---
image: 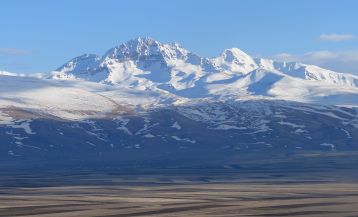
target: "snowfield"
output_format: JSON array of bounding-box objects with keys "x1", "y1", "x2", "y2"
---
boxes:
[{"x1": 1, "y1": 37, "x2": 357, "y2": 123}]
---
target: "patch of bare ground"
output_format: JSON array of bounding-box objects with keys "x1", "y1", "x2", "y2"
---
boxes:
[{"x1": 1, "y1": 106, "x2": 43, "y2": 120}]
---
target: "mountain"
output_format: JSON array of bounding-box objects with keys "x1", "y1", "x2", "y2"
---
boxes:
[
  {"x1": 1, "y1": 37, "x2": 358, "y2": 170},
  {"x1": 0, "y1": 71, "x2": 19, "y2": 76},
  {"x1": 53, "y1": 37, "x2": 358, "y2": 105}
]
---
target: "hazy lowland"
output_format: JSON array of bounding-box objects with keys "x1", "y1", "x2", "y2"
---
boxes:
[{"x1": 1, "y1": 151, "x2": 358, "y2": 217}]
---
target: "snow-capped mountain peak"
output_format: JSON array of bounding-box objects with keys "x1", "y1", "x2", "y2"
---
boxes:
[
  {"x1": 103, "y1": 37, "x2": 189, "y2": 63},
  {"x1": 221, "y1": 48, "x2": 254, "y2": 64},
  {"x1": 211, "y1": 48, "x2": 258, "y2": 73},
  {"x1": 53, "y1": 54, "x2": 103, "y2": 81},
  {"x1": 47, "y1": 37, "x2": 358, "y2": 105},
  {"x1": 2, "y1": 38, "x2": 358, "y2": 167},
  {"x1": 56, "y1": 54, "x2": 100, "y2": 73}
]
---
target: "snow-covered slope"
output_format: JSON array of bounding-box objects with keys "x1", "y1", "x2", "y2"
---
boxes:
[
  {"x1": 0, "y1": 37, "x2": 357, "y2": 124},
  {"x1": 0, "y1": 75, "x2": 118, "y2": 120},
  {"x1": 0, "y1": 71, "x2": 19, "y2": 76},
  {"x1": 0, "y1": 37, "x2": 357, "y2": 123},
  {"x1": 256, "y1": 59, "x2": 358, "y2": 87},
  {"x1": 52, "y1": 37, "x2": 358, "y2": 107},
  {"x1": 1, "y1": 38, "x2": 358, "y2": 167}
]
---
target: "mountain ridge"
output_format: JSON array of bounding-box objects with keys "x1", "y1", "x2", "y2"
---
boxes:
[
  {"x1": 0, "y1": 38, "x2": 358, "y2": 166},
  {"x1": 1, "y1": 37, "x2": 358, "y2": 122},
  {"x1": 52, "y1": 37, "x2": 358, "y2": 95}
]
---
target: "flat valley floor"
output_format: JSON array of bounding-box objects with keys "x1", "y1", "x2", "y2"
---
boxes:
[{"x1": 1, "y1": 170, "x2": 358, "y2": 217}]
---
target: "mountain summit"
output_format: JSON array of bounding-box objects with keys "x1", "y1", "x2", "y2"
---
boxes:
[
  {"x1": 103, "y1": 37, "x2": 190, "y2": 61},
  {"x1": 52, "y1": 37, "x2": 358, "y2": 103},
  {"x1": 1, "y1": 37, "x2": 358, "y2": 168}
]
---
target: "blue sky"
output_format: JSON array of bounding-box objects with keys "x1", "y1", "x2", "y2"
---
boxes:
[{"x1": 1, "y1": 0, "x2": 358, "y2": 74}]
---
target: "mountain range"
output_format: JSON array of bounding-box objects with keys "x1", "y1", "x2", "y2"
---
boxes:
[{"x1": 1, "y1": 37, "x2": 357, "y2": 170}]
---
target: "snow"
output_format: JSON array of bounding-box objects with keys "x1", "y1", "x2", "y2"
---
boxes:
[
  {"x1": 0, "y1": 76, "x2": 118, "y2": 120},
  {"x1": 0, "y1": 111, "x2": 14, "y2": 125},
  {"x1": 171, "y1": 121, "x2": 181, "y2": 130},
  {"x1": 49, "y1": 37, "x2": 358, "y2": 107},
  {"x1": 0, "y1": 71, "x2": 22, "y2": 77},
  {"x1": 115, "y1": 117, "x2": 132, "y2": 135},
  {"x1": 295, "y1": 129, "x2": 308, "y2": 134},
  {"x1": 0, "y1": 111, "x2": 35, "y2": 135},
  {"x1": 277, "y1": 121, "x2": 305, "y2": 128},
  {"x1": 86, "y1": 142, "x2": 96, "y2": 147},
  {"x1": 341, "y1": 128, "x2": 352, "y2": 139},
  {"x1": 10, "y1": 120, "x2": 35, "y2": 134},
  {"x1": 212, "y1": 48, "x2": 258, "y2": 74},
  {"x1": 0, "y1": 37, "x2": 358, "y2": 123},
  {"x1": 171, "y1": 136, "x2": 196, "y2": 144},
  {"x1": 143, "y1": 133, "x2": 155, "y2": 138},
  {"x1": 46, "y1": 38, "x2": 358, "y2": 106},
  {"x1": 320, "y1": 143, "x2": 336, "y2": 151},
  {"x1": 214, "y1": 124, "x2": 246, "y2": 130}
]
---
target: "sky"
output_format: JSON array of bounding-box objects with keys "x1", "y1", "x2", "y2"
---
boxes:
[{"x1": 1, "y1": 0, "x2": 358, "y2": 75}]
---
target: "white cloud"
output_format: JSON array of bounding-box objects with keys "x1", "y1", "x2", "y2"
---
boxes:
[
  {"x1": 319, "y1": 34, "x2": 356, "y2": 42},
  {"x1": 0, "y1": 48, "x2": 30, "y2": 55},
  {"x1": 271, "y1": 50, "x2": 358, "y2": 75}
]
